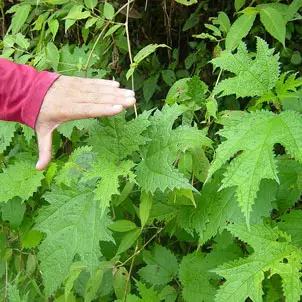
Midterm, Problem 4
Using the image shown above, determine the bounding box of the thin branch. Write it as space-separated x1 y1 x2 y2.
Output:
125 0 138 118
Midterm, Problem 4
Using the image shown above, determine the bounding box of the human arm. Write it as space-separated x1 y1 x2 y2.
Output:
0 59 136 170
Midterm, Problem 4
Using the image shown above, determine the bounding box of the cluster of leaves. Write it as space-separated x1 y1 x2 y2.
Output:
0 0 302 302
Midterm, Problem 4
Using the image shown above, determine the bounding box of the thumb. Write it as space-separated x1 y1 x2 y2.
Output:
36 127 53 170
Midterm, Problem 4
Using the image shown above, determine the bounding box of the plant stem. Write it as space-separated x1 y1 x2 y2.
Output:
125 0 138 118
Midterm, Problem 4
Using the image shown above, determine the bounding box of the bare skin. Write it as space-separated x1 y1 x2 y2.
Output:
35 75 136 170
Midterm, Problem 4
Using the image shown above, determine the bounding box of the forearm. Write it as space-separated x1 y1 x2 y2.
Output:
0 59 60 129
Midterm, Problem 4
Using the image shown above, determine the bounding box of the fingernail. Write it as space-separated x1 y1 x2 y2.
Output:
35 160 41 170
126 97 135 105
125 90 135 97
113 104 123 111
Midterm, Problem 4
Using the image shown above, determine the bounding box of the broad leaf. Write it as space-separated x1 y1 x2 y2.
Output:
0 161 44 202
35 185 113 296
88 111 151 161
138 245 178 286
136 104 212 193
214 224 302 302
213 37 280 98
207 110 302 225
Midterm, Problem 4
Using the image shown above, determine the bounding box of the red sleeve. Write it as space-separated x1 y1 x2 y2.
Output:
0 59 60 129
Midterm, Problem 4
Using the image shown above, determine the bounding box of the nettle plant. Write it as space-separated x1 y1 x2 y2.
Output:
0 0 302 301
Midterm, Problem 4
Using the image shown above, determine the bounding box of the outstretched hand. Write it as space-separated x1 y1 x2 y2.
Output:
35 75 136 170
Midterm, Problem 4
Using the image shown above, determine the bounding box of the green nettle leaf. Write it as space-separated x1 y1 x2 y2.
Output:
88 111 151 161
259 6 286 47
276 211 302 248
136 104 212 193
212 37 280 98
0 161 44 202
57 119 97 139
1 197 26 228
275 158 302 210
55 146 94 186
179 239 242 302
21 124 35 144
207 110 302 225
0 121 16 153
214 224 302 302
225 14 256 50
34 186 113 296
143 74 159 102
83 159 135 213
7 283 28 302
138 245 178 286
9 4 31 34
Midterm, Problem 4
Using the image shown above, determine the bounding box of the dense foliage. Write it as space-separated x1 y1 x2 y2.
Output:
0 0 301 301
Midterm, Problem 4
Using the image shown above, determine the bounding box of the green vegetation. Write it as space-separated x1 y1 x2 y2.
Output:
0 0 301 301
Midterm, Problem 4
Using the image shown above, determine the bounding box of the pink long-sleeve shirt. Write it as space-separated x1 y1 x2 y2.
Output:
0 59 60 129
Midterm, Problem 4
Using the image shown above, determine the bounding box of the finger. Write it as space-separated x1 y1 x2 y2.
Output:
36 128 53 171
68 104 124 120
81 93 136 107
71 76 121 88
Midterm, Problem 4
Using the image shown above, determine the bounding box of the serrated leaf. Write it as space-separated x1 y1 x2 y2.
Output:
57 118 97 139
0 121 16 153
34 186 113 296
259 6 286 47
275 158 302 210
1 197 26 228
0 161 44 202
212 37 280 98
276 211 302 248
88 111 150 161
214 224 302 302
179 241 242 302
138 245 178 286
55 146 94 186
225 13 256 50
21 124 35 144
83 159 135 213
136 104 212 193
207 110 302 225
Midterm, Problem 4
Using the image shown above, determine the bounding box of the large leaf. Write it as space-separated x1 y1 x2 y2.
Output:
214 224 302 302
207 110 302 225
34 185 113 296
136 104 212 193
0 161 44 202
212 37 280 98
88 111 151 161
138 245 178 286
